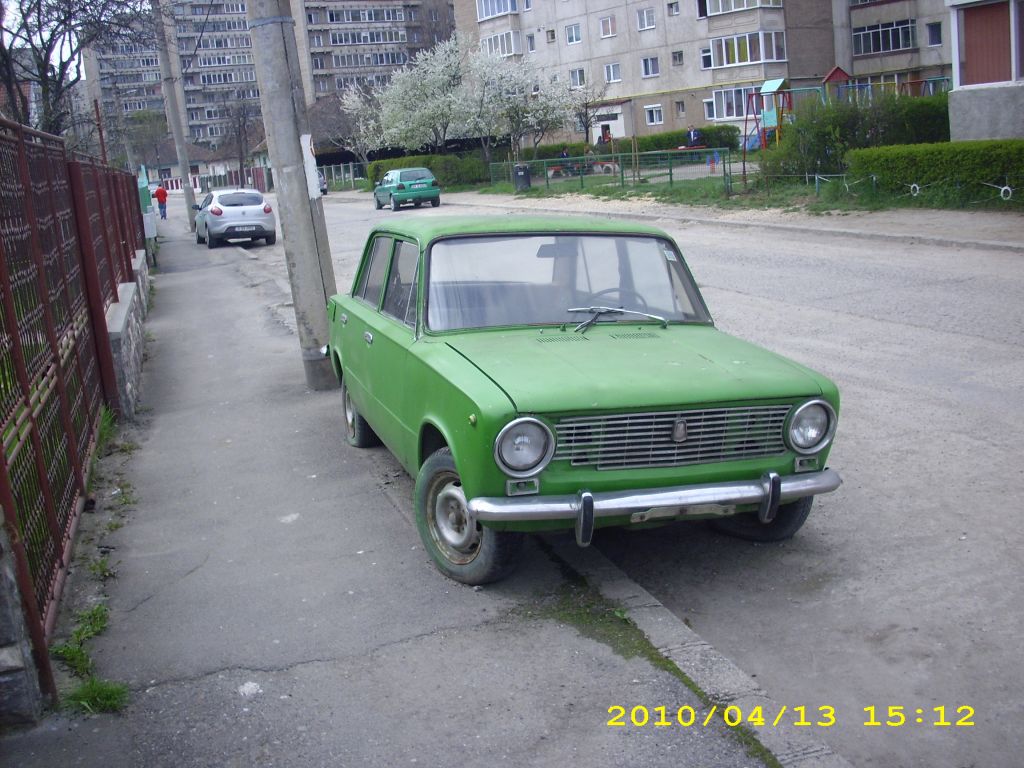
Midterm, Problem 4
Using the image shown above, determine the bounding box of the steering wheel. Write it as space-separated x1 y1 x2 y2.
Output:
587 286 649 311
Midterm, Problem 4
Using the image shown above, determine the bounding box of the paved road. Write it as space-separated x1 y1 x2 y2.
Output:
306 191 1023 768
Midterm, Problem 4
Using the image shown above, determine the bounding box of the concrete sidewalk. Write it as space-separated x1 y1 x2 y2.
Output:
0 204 840 767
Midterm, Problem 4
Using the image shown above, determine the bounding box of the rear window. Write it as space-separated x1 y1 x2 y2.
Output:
218 192 263 207
399 169 434 182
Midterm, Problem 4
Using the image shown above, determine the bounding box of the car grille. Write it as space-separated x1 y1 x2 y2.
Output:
552 405 791 470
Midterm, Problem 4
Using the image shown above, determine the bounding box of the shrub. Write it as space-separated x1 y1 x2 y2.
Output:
760 93 950 176
846 139 1024 207
367 154 488 186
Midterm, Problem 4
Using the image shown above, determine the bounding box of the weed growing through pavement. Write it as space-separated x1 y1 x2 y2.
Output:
50 605 129 713
65 678 129 714
87 556 117 581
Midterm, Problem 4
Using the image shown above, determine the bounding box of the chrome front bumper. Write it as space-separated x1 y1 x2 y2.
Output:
467 469 842 546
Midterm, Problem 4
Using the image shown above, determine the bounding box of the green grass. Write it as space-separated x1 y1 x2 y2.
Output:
51 642 93 677
86 556 117 581
64 678 129 713
72 605 110 642
96 407 116 454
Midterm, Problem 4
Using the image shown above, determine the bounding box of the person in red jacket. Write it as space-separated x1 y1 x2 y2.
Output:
153 185 168 219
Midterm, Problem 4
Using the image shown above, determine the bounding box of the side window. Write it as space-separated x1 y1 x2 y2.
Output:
381 240 419 327
355 236 392 306
200 194 213 209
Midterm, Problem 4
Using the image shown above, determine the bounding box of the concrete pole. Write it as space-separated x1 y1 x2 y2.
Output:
151 0 197 231
247 0 339 391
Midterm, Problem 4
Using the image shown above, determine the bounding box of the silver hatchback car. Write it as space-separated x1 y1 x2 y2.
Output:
194 189 277 248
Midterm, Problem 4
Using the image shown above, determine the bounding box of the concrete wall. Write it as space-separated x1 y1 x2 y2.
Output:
0 527 43 725
107 253 149 421
949 81 1024 138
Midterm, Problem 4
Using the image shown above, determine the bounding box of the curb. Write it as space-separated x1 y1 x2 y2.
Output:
440 197 1024 254
550 540 854 768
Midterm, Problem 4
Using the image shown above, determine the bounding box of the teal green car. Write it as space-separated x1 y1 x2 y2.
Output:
326 217 841 584
373 167 441 211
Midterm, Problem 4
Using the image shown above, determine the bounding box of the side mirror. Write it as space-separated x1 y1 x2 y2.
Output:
192 204 200 210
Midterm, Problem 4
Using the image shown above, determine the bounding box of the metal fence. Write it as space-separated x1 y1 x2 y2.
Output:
0 117 140 699
490 148 732 194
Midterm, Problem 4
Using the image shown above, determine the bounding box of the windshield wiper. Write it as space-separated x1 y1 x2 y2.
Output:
567 306 668 334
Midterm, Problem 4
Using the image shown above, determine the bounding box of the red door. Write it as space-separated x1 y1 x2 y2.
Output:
963 2 1012 85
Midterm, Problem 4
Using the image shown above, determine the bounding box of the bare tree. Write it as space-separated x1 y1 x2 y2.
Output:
125 109 168 170
0 0 147 134
221 97 261 177
567 81 609 145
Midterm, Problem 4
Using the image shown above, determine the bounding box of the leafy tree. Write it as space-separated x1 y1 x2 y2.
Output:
331 86 387 167
0 0 147 134
567 81 609 144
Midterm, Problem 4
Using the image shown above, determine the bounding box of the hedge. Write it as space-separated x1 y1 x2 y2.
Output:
367 154 488 186
529 125 740 160
845 139 1024 207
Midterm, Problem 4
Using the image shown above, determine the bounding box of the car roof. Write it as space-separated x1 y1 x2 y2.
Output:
389 167 432 173
211 188 262 195
369 215 671 245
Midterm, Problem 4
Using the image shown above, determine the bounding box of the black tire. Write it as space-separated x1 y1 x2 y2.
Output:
265 233 277 245
431 197 440 208
390 195 399 212
414 201 422 208
709 496 814 542
206 233 218 249
374 195 383 210
341 376 378 448
196 228 205 244
415 448 523 585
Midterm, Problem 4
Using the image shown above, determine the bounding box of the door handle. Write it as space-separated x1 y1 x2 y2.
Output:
363 331 373 345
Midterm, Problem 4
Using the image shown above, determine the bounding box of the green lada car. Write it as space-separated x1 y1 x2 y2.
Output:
326 216 841 585
373 167 441 211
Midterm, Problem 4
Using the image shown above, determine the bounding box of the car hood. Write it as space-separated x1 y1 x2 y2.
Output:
444 325 824 413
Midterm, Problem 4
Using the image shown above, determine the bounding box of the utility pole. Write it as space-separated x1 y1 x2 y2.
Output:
247 0 338 391
151 0 197 231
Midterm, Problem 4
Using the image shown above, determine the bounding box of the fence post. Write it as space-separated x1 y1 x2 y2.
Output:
67 161 122 415
668 153 674 187
544 160 550 190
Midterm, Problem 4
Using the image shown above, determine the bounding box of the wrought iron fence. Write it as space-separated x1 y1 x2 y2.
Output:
490 148 732 195
0 117 140 700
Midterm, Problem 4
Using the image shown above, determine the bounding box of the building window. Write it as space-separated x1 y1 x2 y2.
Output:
708 0 782 14
926 22 941 46
641 56 660 77
710 31 786 67
672 50 684 66
566 23 581 44
524 0 532 9
696 0 707 18
701 47 712 68
708 85 762 120
645 104 664 125
312 56 324 70
476 0 518 22
675 100 685 117
526 33 536 52
667 2 680 15
703 99 715 119
637 8 656 30
604 62 621 82
546 29 556 43
482 30 521 57
570 68 586 87
600 15 616 37
852 19 916 56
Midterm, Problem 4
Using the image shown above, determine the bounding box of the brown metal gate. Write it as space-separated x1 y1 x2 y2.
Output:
0 118 141 698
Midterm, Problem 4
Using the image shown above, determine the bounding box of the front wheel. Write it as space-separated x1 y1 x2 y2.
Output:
415 448 523 585
709 496 814 542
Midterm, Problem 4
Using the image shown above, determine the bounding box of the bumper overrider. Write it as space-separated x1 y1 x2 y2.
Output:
467 468 842 548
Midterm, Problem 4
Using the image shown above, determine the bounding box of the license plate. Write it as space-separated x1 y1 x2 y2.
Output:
235 226 256 232
413 183 426 189
630 504 735 523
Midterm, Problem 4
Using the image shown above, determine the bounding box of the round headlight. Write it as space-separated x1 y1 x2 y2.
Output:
787 400 836 454
494 417 555 478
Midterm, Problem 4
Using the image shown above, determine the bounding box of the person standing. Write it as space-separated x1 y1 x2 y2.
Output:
153 184 168 219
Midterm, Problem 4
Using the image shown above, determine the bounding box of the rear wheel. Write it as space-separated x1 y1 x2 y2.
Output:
414 201 422 208
374 194 382 210
415 448 523 585
265 233 276 245
431 197 440 208
206 233 218 249
341 376 378 448
196 229 205 244
709 497 814 542
390 195 399 212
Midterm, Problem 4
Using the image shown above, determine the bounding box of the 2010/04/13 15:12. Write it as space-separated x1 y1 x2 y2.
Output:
605 704 975 728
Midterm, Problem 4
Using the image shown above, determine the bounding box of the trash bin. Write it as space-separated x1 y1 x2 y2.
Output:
513 164 531 192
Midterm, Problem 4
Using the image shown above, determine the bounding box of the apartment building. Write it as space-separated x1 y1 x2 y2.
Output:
455 0 964 141
85 0 454 151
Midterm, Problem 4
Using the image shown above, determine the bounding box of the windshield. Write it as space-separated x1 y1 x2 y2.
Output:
426 234 710 331
400 169 434 182
217 192 263 207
